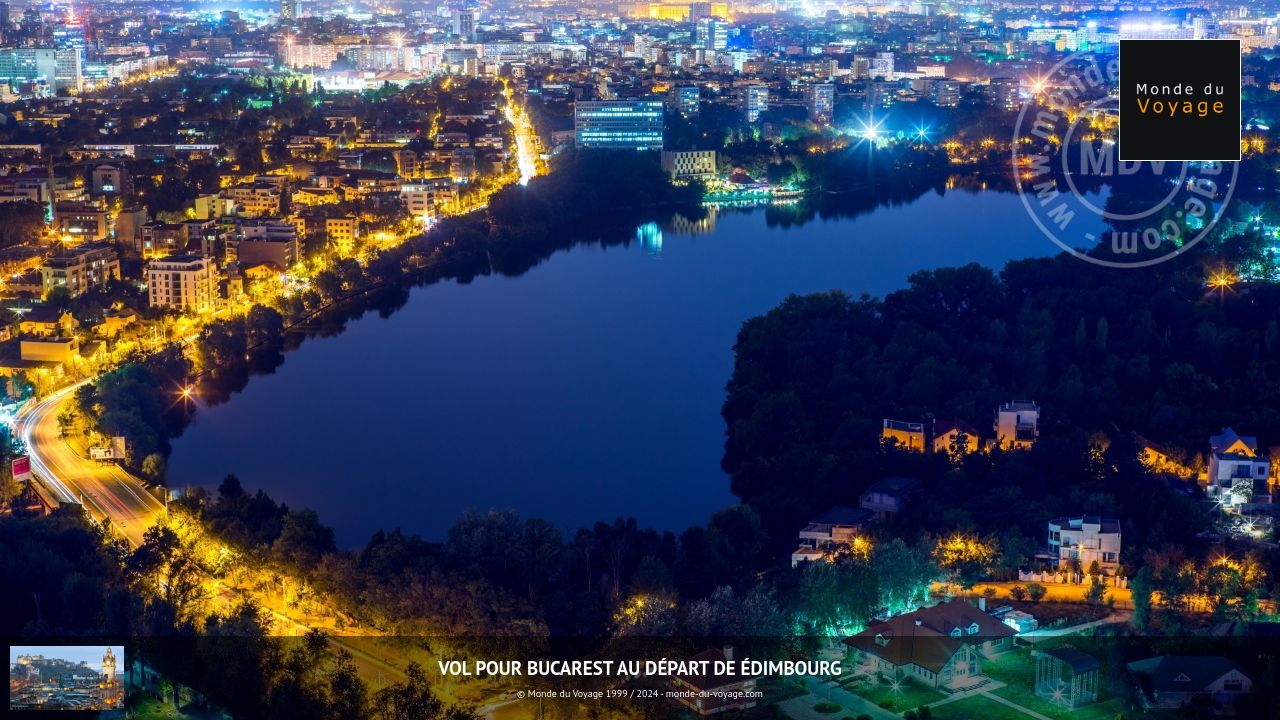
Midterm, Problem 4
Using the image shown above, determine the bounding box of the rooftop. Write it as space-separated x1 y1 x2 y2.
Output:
845 599 1014 673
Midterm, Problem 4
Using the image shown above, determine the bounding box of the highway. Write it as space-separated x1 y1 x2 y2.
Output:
16 381 165 548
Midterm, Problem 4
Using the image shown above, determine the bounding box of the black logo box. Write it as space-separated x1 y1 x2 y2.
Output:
1118 38 1241 162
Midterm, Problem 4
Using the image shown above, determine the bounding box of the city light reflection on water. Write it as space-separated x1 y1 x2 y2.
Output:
636 222 663 254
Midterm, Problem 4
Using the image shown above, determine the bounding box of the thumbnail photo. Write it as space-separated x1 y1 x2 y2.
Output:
9 646 124 712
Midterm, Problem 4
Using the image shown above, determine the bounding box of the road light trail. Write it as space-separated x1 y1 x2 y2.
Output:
16 381 165 547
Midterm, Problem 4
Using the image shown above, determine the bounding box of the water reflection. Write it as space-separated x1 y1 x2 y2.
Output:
636 222 662 254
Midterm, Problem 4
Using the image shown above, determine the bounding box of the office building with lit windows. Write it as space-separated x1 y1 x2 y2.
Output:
696 18 728 51
0 48 56 94
574 100 664 151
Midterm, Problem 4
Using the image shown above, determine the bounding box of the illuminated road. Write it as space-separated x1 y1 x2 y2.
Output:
16 381 165 548
503 84 543 186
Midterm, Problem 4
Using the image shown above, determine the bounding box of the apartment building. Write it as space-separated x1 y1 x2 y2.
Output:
146 255 217 313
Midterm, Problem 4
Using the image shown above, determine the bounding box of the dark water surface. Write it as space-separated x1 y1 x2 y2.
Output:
169 189 1107 545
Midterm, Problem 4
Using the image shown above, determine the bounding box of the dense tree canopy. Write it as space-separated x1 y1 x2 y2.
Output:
721 254 1276 556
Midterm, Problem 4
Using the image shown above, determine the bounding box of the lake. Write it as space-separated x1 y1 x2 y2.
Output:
168 187 1108 546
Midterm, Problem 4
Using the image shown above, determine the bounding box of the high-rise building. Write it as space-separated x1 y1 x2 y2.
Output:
805 83 835 123
742 85 768 122
574 100 664 151
0 48 57 94
280 0 301 20
452 9 476 41
695 18 728 51
54 48 82 93
147 255 217 313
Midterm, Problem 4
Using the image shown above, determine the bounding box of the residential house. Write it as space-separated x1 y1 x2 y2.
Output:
1136 436 1194 479
859 476 919 520
669 646 758 716
791 506 872 567
845 599 1015 691
92 307 137 339
932 418 981 454
882 418 926 452
114 206 147 251
994 401 1039 449
1046 516 1121 577
18 306 78 337
1127 656 1252 710
1207 428 1270 508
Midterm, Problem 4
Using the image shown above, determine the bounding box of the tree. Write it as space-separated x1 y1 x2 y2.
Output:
141 453 167 483
797 556 879 636
0 472 20 509
932 533 997 591
272 509 337 570
683 585 788 636
1084 576 1108 607
329 649 369 720
705 505 769 587
372 662 446 720
1025 582 1047 603
871 538 935 615
1131 566 1154 630
0 200 44 247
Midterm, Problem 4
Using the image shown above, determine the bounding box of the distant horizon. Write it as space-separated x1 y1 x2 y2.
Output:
9 646 124 671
